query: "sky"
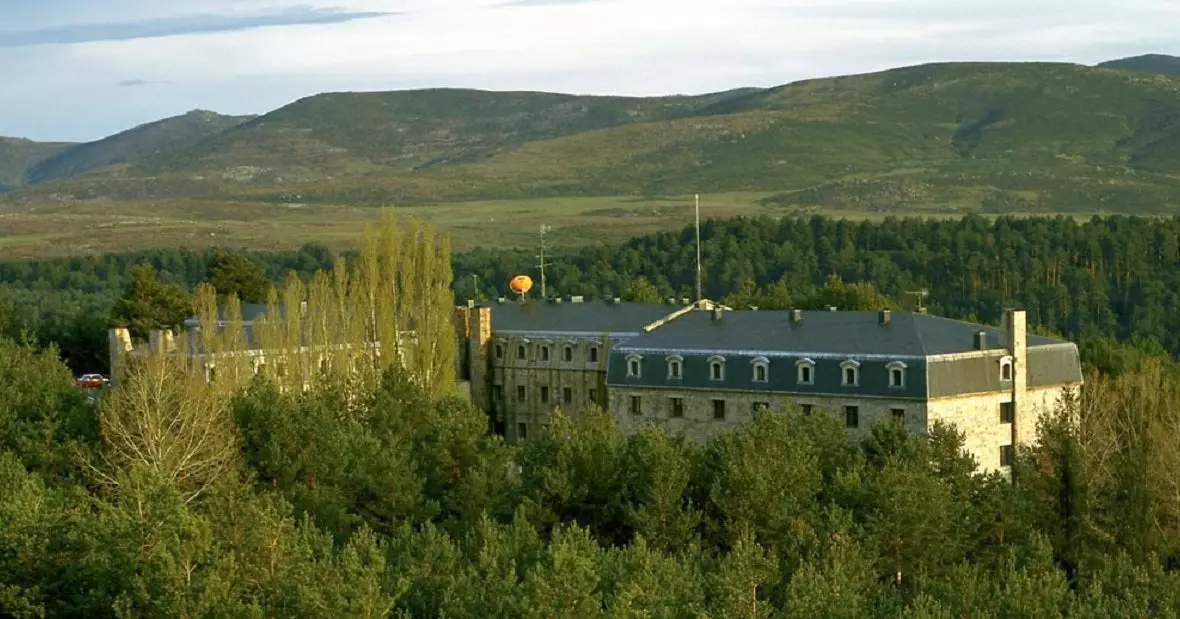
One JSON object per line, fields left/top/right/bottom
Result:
{"left": 1, "top": 0, "right": 1178, "bottom": 142}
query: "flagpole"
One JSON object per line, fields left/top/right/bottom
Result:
{"left": 695, "top": 193, "right": 702, "bottom": 302}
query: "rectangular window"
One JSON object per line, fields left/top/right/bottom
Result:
{"left": 540, "top": 386, "right": 549, "bottom": 403}
{"left": 516, "top": 345, "right": 526, "bottom": 360}
{"left": 630, "top": 395, "right": 642, "bottom": 416}
{"left": 540, "top": 346, "right": 550, "bottom": 362}
{"left": 752, "top": 401, "right": 770, "bottom": 414}
{"left": 799, "top": 365, "right": 813, "bottom": 384}
{"left": 670, "top": 397, "right": 684, "bottom": 418}
{"left": 669, "top": 361, "right": 681, "bottom": 378}
{"left": 589, "top": 347, "right": 599, "bottom": 363}
{"left": 516, "top": 385, "right": 526, "bottom": 402}
{"left": 589, "top": 388, "right": 598, "bottom": 404}
{"left": 517, "top": 422, "right": 528, "bottom": 440}
{"left": 844, "top": 405, "right": 859, "bottom": 428}
{"left": 754, "top": 365, "right": 767, "bottom": 382}
{"left": 800, "top": 403, "right": 813, "bottom": 415}
{"left": 563, "top": 387, "right": 572, "bottom": 404}
{"left": 628, "top": 359, "right": 641, "bottom": 377}
{"left": 891, "top": 408, "right": 905, "bottom": 422}
{"left": 563, "top": 346, "right": 573, "bottom": 362}
{"left": 1000, "top": 444, "right": 1015, "bottom": 467}
{"left": 1000, "top": 402, "right": 1014, "bottom": 424}
{"left": 713, "top": 399, "right": 726, "bottom": 420}
{"left": 844, "top": 367, "right": 858, "bottom": 386}
{"left": 493, "top": 385, "right": 504, "bottom": 401}
{"left": 495, "top": 344, "right": 504, "bottom": 359}
{"left": 890, "top": 368, "right": 903, "bottom": 387}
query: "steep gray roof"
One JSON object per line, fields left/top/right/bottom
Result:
{"left": 615, "top": 310, "right": 1065, "bottom": 357}
{"left": 488, "top": 299, "right": 677, "bottom": 334}
{"left": 184, "top": 303, "right": 274, "bottom": 326}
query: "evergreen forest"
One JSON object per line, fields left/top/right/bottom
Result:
{"left": 4, "top": 213, "right": 1180, "bottom": 616}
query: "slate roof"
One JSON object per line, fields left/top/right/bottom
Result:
{"left": 184, "top": 303, "right": 275, "bottom": 326}
{"left": 487, "top": 299, "right": 678, "bottom": 335}
{"left": 614, "top": 309, "right": 1066, "bottom": 357}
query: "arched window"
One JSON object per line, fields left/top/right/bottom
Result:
{"left": 751, "top": 356, "right": 770, "bottom": 383}
{"left": 708, "top": 355, "right": 726, "bottom": 381}
{"left": 516, "top": 344, "right": 526, "bottom": 360}
{"left": 494, "top": 342, "right": 504, "bottom": 359}
{"left": 886, "top": 360, "right": 907, "bottom": 388}
{"left": 626, "top": 353, "right": 643, "bottom": 378}
{"left": 796, "top": 358, "right": 815, "bottom": 385}
{"left": 666, "top": 354, "right": 684, "bottom": 379}
{"left": 1000, "top": 356, "right": 1014, "bottom": 381}
{"left": 840, "top": 359, "right": 861, "bottom": 387}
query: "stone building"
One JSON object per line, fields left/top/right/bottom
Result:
{"left": 112, "top": 297, "right": 1083, "bottom": 472}
{"left": 603, "top": 306, "right": 1083, "bottom": 472}
{"left": 456, "top": 296, "right": 686, "bottom": 439}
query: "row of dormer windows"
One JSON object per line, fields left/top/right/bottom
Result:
{"left": 624, "top": 354, "right": 909, "bottom": 388}
{"left": 624, "top": 354, "right": 1015, "bottom": 387}
{"left": 494, "top": 341, "right": 600, "bottom": 364}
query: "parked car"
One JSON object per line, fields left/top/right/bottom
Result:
{"left": 76, "top": 374, "right": 108, "bottom": 389}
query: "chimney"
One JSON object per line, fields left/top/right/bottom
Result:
{"left": 975, "top": 331, "right": 988, "bottom": 351}
{"left": 879, "top": 309, "right": 891, "bottom": 326}
{"left": 712, "top": 307, "right": 724, "bottom": 322}
{"left": 792, "top": 309, "right": 803, "bottom": 324}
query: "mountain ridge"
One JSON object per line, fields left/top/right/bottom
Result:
{"left": 6, "top": 57, "right": 1180, "bottom": 216}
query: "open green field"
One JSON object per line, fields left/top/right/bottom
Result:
{"left": 0, "top": 193, "right": 1106, "bottom": 259}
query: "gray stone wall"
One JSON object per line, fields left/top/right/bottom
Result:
{"left": 609, "top": 386, "right": 927, "bottom": 443}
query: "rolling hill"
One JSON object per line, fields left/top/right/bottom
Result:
{"left": 8, "top": 59, "right": 1180, "bottom": 215}
{"left": 24, "top": 110, "right": 254, "bottom": 184}
{"left": 1099, "top": 54, "right": 1180, "bottom": 77}
{"left": 0, "top": 137, "right": 73, "bottom": 191}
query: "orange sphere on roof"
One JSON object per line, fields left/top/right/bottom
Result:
{"left": 509, "top": 274, "right": 533, "bottom": 295}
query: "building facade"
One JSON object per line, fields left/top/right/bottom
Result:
{"left": 112, "top": 297, "right": 1083, "bottom": 473}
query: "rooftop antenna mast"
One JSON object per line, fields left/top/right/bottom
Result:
{"left": 695, "top": 193, "right": 702, "bottom": 303}
{"left": 537, "top": 224, "right": 552, "bottom": 299}
{"left": 905, "top": 289, "right": 929, "bottom": 312}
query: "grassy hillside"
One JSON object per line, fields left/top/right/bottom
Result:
{"left": 10, "top": 61, "right": 1180, "bottom": 215}
{"left": 25, "top": 110, "right": 254, "bottom": 184}
{"left": 1099, "top": 54, "right": 1180, "bottom": 77}
{"left": 0, "top": 138, "right": 72, "bottom": 191}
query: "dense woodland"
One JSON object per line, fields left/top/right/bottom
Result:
{"left": 4, "top": 213, "right": 1180, "bottom": 615}
{"left": 2, "top": 214, "right": 1178, "bottom": 375}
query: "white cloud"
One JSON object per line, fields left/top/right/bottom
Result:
{"left": 0, "top": 0, "right": 1177, "bottom": 141}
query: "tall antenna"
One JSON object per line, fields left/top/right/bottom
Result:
{"left": 695, "top": 193, "right": 702, "bottom": 302}
{"left": 537, "top": 224, "right": 552, "bottom": 298}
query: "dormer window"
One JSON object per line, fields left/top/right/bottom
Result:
{"left": 751, "top": 356, "right": 770, "bottom": 383}
{"left": 796, "top": 358, "right": 815, "bottom": 385}
{"left": 666, "top": 354, "right": 683, "bottom": 379}
{"left": 626, "top": 353, "right": 643, "bottom": 378}
{"left": 708, "top": 355, "right": 726, "bottom": 381}
{"left": 840, "top": 359, "right": 861, "bottom": 387}
{"left": 886, "top": 360, "right": 907, "bottom": 389}
{"left": 1000, "top": 356, "right": 1014, "bottom": 381}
